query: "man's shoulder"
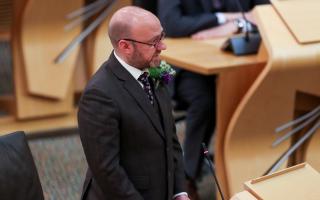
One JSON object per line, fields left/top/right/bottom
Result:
{"left": 84, "top": 60, "right": 119, "bottom": 94}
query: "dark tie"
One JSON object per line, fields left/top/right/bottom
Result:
{"left": 138, "top": 72, "right": 154, "bottom": 105}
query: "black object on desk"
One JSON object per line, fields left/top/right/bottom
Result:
{"left": 221, "top": 32, "right": 261, "bottom": 56}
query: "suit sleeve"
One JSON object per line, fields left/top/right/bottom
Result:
{"left": 158, "top": 0, "right": 219, "bottom": 37}
{"left": 172, "top": 123, "right": 187, "bottom": 194}
{"left": 78, "top": 88, "right": 143, "bottom": 200}
{"left": 252, "top": 0, "right": 270, "bottom": 6}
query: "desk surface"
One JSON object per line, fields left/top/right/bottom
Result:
{"left": 161, "top": 38, "right": 266, "bottom": 75}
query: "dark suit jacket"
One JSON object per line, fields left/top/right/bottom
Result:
{"left": 78, "top": 53, "right": 186, "bottom": 200}
{"left": 158, "top": 0, "right": 270, "bottom": 37}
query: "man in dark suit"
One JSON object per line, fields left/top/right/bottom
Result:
{"left": 158, "top": 0, "right": 269, "bottom": 199}
{"left": 78, "top": 6, "right": 189, "bottom": 200}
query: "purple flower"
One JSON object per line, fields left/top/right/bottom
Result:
{"left": 148, "top": 61, "right": 176, "bottom": 88}
{"left": 162, "top": 73, "right": 172, "bottom": 84}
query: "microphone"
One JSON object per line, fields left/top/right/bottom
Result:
{"left": 221, "top": 0, "right": 261, "bottom": 55}
{"left": 202, "top": 143, "right": 225, "bottom": 200}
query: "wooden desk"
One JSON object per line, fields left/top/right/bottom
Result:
{"left": 161, "top": 37, "right": 267, "bottom": 198}
{"left": 162, "top": 38, "right": 265, "bottom": 75}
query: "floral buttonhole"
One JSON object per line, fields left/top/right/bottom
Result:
{"left": 148, "top": 61, "right": 176, "bottom": 89}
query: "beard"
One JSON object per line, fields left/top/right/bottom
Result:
{"left": 130, "top": 47, "right": 161, "bottom": 69}
{"left": 149, "top": 55, "right": 161, "bottom": 67}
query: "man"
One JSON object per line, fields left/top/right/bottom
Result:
{"left": 158, "top": 0, "right": 269, "bottom": 199}
{"left": 78, "top": 6, "right": 189, "bottom": 200}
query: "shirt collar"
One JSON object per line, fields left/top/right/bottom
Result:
{"left": 113, "top": 51, "right": 148, "bottom": 81}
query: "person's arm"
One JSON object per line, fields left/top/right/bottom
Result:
{"left": 78, "top": 88, "right": 143, "bottom": 200}
{"left": 191, "top": 20, "right": 238, "bottom": 39}
{"left": 158, "top": 0, "right": 220, "bottom": 37}
{"left": 171, "top": 116, "right": 188, "bottom": 196}
{"left": 252, "top": 0, "right": 270, "bottom": 5}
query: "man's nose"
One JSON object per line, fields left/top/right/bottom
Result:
{"left": 157, "top": 40, "right": 167, "bottom": 50}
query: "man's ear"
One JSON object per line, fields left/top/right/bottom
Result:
{"left": 118, "top": 40, "right": 132, "bottom": 54}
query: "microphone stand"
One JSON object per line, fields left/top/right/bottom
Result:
{"left": 235, "top": 0, "right": 250, "bottom": 41}
{"left": 202, "top": 143, "right": 225, "bottom": 200}
{"left": 221, "top": 0, "right": 261, "bottom": 55}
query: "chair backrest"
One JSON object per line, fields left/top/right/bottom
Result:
{"left": 0, "top": 131, "right": 44, "bottom": 200}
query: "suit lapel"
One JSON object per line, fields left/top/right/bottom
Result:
{"left": 123, "top": 80, "right": 165, "bottom": 139}
{"left": 108, "top": 53, "right": 165, "bottom": 140}
{"left": 154, "top": 87, "right": 172, "bottom": 139}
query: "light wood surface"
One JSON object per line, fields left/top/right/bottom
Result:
{"left": 161, "top": 38, "right": 265, "bottom": 75}
{"left": 21, "top": 0, "right": 83, "bottom": 99}
{"left": 271, "top": 0, "right": 320, "bottom": 44}
{"left": 224, "top": 5, "right": 320, "bottom": 196}
{"left": 12, "top": 0, "right": 74, "bottom": 119}
{"left": 0, "top": 109, "right": 77, "bottom": 136}
{"left": 230, "top": 191, "right": 258, "bottom": 200}
{"left": 244, "top": 163, "right": 320, "bottom": 200}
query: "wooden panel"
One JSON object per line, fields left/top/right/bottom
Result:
{"left": 74, "top": 47, "right": 87, "bottom": 93}
{"left": 12, "top": 0, "right": 74, "bottom": 119}
{"left": 0, "top": 109, "right": 77, "bottom": 135}
{"left": 215, "top": 61, "right": 265, "bottom": 197}
{"left": 13, "top": 45, "right": 74, "bottom": 119}
{"left": 0, "top": 95, "right": 15, "bottom": 115}
{"left": 271, "top": 0, "right": 320, "bottom": 44}
{"left": 224, "top": 5, "right": 320, "bottom": 196}
{"left": 21, "top": 0, "right": 83, "bottom": 99}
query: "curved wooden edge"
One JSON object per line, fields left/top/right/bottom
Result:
{"left": 11, "top": 0, "right": 74, "bottom": 119}
{"left": 214, "top": 60, "right": 265, "bottom": 198}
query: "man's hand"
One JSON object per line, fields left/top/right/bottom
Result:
{"left": 174, "top": 194, "right": 190, "bottom": 200}
{"left": 191, "top": 21, "right": 237, "bottom": 40}
{"left": 223, "top": 11, "right": 256, "bottom": 25}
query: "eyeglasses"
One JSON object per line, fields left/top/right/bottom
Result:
{"left": 121, "top": 31, "right": 165, "bottom": 49}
